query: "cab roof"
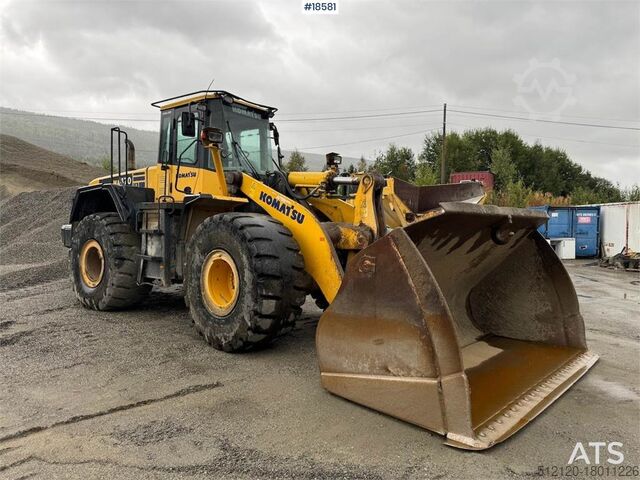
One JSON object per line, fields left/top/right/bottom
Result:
{"left": 151, "top": 90, "right": 277, "bottom": 114}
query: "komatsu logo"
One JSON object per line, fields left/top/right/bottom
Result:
{"left": 258, "top": 191, "right": 305, "bottom": 224}
{"left": 177, "top": 172, "right": 197, "bottom": 178}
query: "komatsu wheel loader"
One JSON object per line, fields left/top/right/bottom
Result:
{"left": 62, "top": 91, "right": 598, "bottom": 450}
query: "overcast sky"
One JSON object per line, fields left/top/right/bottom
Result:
{"left": 1, "top": 0, "right": 638, "bottom": 186}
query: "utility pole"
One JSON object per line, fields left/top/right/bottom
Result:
{"left": 440, "top": 103, "right": 447, "bottom": 184}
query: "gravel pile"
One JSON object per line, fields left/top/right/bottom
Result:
{"left": 0, "top": 187, "right": 76, "bottom": 290}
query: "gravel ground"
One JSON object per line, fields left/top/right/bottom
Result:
{"left": 0, "top": 187, "right": 76, "bottom": 291}
{"left": 0, "top": 188, "right": 638, "bottom": 479}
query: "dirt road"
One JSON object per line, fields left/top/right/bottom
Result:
{"left": 0, "top": 190, "right": 638, "bottom": 479}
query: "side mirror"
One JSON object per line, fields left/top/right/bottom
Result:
{"left": 270, "top": 122, "right": 280, "bottom": 146}
{"left": 181, "top": 111, "right": 196, "bottom": 137}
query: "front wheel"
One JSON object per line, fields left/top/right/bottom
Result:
{"left": 186, "top": 213, "right": 307, "bottom": 352}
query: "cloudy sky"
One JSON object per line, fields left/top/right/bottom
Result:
{"left": 1, "top": 0, "right": 638, "bottom": 186}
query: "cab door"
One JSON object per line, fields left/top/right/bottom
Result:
{"left": 172, "top": 106, "right": 205, "bottom": 195}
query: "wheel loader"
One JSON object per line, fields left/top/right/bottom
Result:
{"left": 61, "top": 90, "right": 598, "bottom": 450}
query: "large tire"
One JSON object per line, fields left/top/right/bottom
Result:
{"left": 186, "top": 213, "right": 307, "bottom": 352}
{"left": 310, "top": 289, "right": 329, "bottom": 311}
{"left": 71, "top": 212, "right": 150, "bottom": 310}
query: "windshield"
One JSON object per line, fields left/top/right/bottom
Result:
{"left": 216, "top": 103, "right": 273, "bottom": 174}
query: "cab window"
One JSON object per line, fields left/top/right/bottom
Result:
{"left": 175, "top": 110, "right": 201, "bottom": 165}
{"left": 218, "top": 104, "right": 272, "bottom": 173}
{"left": 239, "top": 129, "right": 261, "bottom": 166}
{"left": 158, "top": 112, "right": 172, "bottom": 165}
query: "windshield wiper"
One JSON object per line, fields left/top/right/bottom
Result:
{"left": 226, "top": 121, "right": 260, "bottom": 178}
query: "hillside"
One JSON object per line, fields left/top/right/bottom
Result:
{"left": 0, "top": 107, "right": 159, "bottom": 167}
{"left": 0, "top": 135, "right": 104, "bottom": 198}
{"left": 0, "top": 108, "right": 363, "bottom": 172}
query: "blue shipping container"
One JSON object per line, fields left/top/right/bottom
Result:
{"left": 546, "top": 207, "right": 573, "bottom": 239}
{"left": 573, "top": 207, "right": 600, "bottom": 257}
{"left": 528, "top": 205, "right": 600, "bottom": 257}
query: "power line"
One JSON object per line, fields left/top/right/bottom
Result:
{"left": 448, "top": 109, "right": 640, "bottom": 131}
{"left": 277, "top": 109, "right": 442, "bottom": 123}
{"left": 1, "top": 106, "right": 444, "bottom": 123}
{"left": 4, "top": 104, "right": 639, "bottom": 134}
{"left": 1, "top": 107, "right": 443, "bottom": 124}
{"left": 449, "top": 104, "right": 640, "bottom": 124}
{"left": 16, "top": 99, "right": 633, "bottom": 123}
{"left": 4, "top": 104, "right": 445, "bottom": 118}
{"left": 281, "top": 120, "right": 439, "bottom": 133}
{"left": 278, "top": 104, "right": 442, "bottom": 117}
{"left": 447, "top": 122, "right": 640, "bottom": 149}
{"left": 299, "top": 127, "right": 440, "bottom": 150}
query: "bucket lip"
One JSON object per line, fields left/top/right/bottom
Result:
{"left": 444, "top": 350, "right": 599, "bottom": 450}
{"left": 406, "top": 202, "right": 550, "bottom": 235}
{"left": 438, "top": 201, "right": 549, "bottom": 220}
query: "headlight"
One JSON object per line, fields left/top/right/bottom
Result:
{"left": 200, "top": 127, "right": 224, "bottom": 146}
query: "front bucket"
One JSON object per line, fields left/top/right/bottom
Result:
{"left": 316, "top": 202, "right": 598, "bottom": 450}
{"left": 391, "top": 178, "right": 486, "bottom": 213}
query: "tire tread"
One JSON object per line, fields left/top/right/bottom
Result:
{"left": 186, "top": 212, "right": 308, "bottom": 351}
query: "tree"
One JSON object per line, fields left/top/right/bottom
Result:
{"left": 346, "top": 156, "right": 368, "bottom": 174}
{"left": 417, "top": 132, "right": 441, "bottom": 168}
{"left": 285, "top": 149, "right": 308, "bottom": 172}
{"left": 418, "top": 127, "right": 625, "bottom": 203}
{"left": 570, "top": 186, "right": 603, "bottom": 205}
{"left": 355, "top": 156, "right": 368, "bottom": 172}
{"left": 490, "top": 144, "right": 517, "bottom": 191}
{"left": 585, "top": 177, "right": 623, "bottom": 203}
{"left": 414, "top": 162, "right": 439, "bottom": 186}
{"left": 418, "top": 131, "right": 487, "bottom": 181}
{"left": 371, "top": 144, "right": 415, "bottom": 181}
{"left": 100, "top": 156, "right": 112, "bottom": 172}
{"left": 488, "top": 180, "right": 533, "bottom": 208}
{"left": 623, "top": 184, "right": 640, "bottom": 202}
{"left": 504, "top": 180, "right": 533, "bottom": 208}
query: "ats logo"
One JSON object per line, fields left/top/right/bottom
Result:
{"left": 568, "top": 442, "right": 624, "bottom": 465}
{"left": 258, "top": 191, "right": 305, "bottom": 224}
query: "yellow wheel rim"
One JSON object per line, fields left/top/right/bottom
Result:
{"left": 79, "top": 239, "right": 104, "bottom": 288}
{"left": 201, "top": 249, "right": 240, "bottom": 317}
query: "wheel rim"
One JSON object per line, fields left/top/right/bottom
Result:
{"left": 201, "top": 249, "right": 240, "bottom": 317}
{"left": 79, "top": 239, "right": 104, "bottom": 288}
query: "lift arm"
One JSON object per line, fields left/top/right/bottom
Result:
{"left": 240, "top": 173, "right": 344, "bottom": 303}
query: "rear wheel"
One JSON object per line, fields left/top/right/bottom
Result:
{"left": 186, "top": 213, "right": 307, "bottom": 352}
{"left": 71, "top": 212, "right": 150, "bottom": 310}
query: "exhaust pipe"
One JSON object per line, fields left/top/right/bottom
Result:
{"left": 125, "top": 139, "right": 136, "bottom": 170}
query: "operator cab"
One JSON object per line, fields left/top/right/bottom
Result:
{"left": 151, "top": 91, "right": 277, "bottom": 175}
